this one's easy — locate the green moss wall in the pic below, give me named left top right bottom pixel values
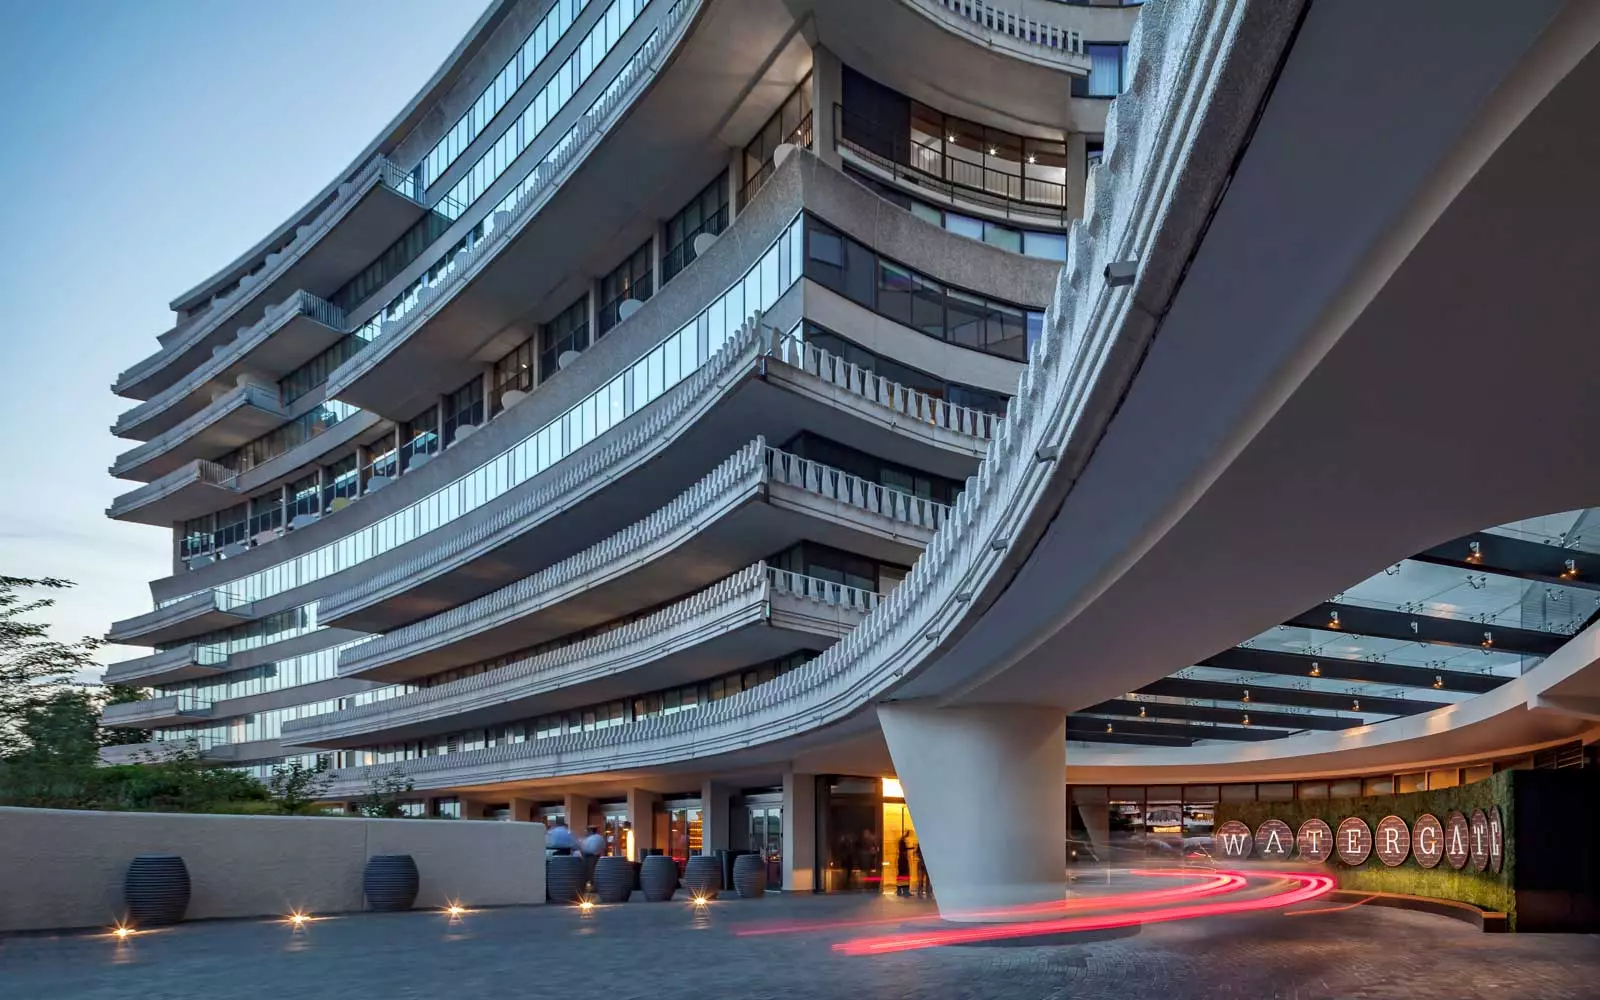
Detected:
left=1215, top=771, right=1517, bottom=926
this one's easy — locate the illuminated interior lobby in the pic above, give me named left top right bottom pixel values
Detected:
left=100, top=0, right=1600, bottom=932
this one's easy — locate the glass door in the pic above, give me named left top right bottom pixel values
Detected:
left=747, top=804, right=783, bottom=889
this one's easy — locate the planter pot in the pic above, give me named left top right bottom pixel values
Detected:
left=640, top=855, right=679, bottom=901
left=682, top=855, right=722, bottom=899
left=363, top=855, right=419, bottom=912
left=733, top=853, right=767, bottom=899
left=546, top=854, right=586, bottom=904
left=592, top=856, right=634, bottom=903
left=125, top=854, right=190, bottom=927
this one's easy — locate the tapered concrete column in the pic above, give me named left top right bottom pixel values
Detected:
left=626, top=789, right=657, bottom=860
left=878, top=703, right=1066, bottom=921
left=782, top=771, right=818, bottom=892
left=509, top=797, right=536, bottom=822
left=563, top=793, right=591, bottom=833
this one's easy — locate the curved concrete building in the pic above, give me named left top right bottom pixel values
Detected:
left=106, top=0, right=1600, bottom=926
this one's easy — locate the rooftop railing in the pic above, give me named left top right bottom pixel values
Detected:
left=922, top=0, right=1085, bottom=56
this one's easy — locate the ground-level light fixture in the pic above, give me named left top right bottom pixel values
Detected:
left=579, top=900, right=595, bottom=912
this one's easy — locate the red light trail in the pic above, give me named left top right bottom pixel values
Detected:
left=832, top=871, right=1336, bottom=955
left=737, top=872, right=1244, bottom=938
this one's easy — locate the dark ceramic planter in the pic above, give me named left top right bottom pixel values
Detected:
left=125, top=854, right=190, bottom=927
left=592, top=856, right=634, bottom=903
left=363, top=854, right=420, bottom=912
left=546, top=854, right=585, bottom=904
left=733, top=852, right=767, bottom=899
left=640, top=855, right=679, bottom=901
left=682, top=855, right=722, bottom=899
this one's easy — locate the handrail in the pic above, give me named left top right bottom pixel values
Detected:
left=925, top=0, right=1085, bottom=56
left=113, top=290, right=346, bottom=437
left=738, top=110, right=814, bottom=209
left=109, top=382, right=285, bottom=479
left=337, top=438, right=939, bottom=675
left=106, top=458, right=239, bottom=519
left=835, top=104, right=1071, bottom=223
left=115, top=155, right=416, bottom=393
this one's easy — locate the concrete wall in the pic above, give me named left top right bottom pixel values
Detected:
left=0, top=807, right=545, bottom=933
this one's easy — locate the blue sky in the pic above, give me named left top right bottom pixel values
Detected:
left=0, top=0, right=489, bottom=673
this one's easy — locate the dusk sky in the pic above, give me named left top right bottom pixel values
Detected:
left=0, top=0, right=489, bottom=673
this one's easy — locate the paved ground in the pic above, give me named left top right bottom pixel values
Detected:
left=4, top=890, right=1599, bottom=1000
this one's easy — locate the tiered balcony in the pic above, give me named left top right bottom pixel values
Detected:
left=100, top=694, right=215, bottom=730
left=286, top=564, right=877, bottom=749
left=101, top=644, right=230, bottom=687
left=336, top=438, right=944, bottom=682
left=106, top=589, right=251, bottom=647
left=113, top=292, right=346, bottom=442
left=318, top=325, right=995, bottom=634
left=114, top=156, right=425, bottom=401
left=109, top=383, right=286, bottom=482
left=105, top=459, right=239, bottom=526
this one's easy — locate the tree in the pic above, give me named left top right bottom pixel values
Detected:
left=99, top=684, right=151, bottom=747
left=0, top=576, right=102, bottom=755
left=357, top=766, right=415, bottom=818
left=267, top=756, right=335, bottom=814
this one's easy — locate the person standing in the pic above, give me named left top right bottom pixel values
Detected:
left=580, top=825, right=606, bottom=889
left=546, top=820, right=577, bottom=855
left=914, top=842, right=931, bottom=899
left=895, top=833, right=911, bottom=897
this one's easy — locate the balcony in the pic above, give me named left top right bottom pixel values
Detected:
left=109, top=383, right=286, bottom=483
left=835, top=105, right=1072, bottom=226
left=318, top=324, right=993, bottom=634
left=106, top=459, right=240, bottom=526
left=288, top=564, right=877, bottom=749
left=100, top=694, right=215, bottom=730
left=114, top=157, right=425, bottom=401
left=107, top=590, right=252, bottom=647
left=102, top=644, right=231, bottom=687
left=910, top=0, right=1094, bottom=69
left=336, top=438, right=943, bottom=682
left=113, top=292, right=346, bottom=442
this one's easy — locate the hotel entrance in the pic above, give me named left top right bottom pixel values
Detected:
left=817, top=776, right=927, bottom=894
left=880, top=780, right=928, bottom=897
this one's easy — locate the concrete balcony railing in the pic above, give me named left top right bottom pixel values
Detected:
left=107, top=589, right=251, bottom=647
left=318, top=323, right=993, bottom=632
left=324, top=0, right=699, bottom=405
left=101, top=644, right=231, bottom=687
left=916, top=0, right=1089, bottom=60
left=100, top=694, right=215, bottom=730
left=109, top=382, right=286, bottom=482
left=314, top=0, right=1268, bottom=791
left=286, top=564, right=878, bottom=749
left=114, top=156, right=419, bottom=398
left=113, top=291, right=347, bottom=441
left=335, top=437, right=943, bottom=682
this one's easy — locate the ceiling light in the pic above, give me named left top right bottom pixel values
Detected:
left=1138, top=705, right=1146, bottom=718
left=1433, top=675, right=1444, bottom=689
left=1561, top=559, right=1578, bottom=581
left=988, top=146, right=997, bottom=156
left=1481, top=631, right=1494, bottom=649
left=1328, top=610, right=1341, bottom=629
left=1466, top=540, right=1483, bottom=564
left=947, top=134, right=957, bottom=143
left=1242, top=714, right=1250, bottom=726
left=1352, top=699, right=1361, bottom=712
left=1241, top=689, right=1250, bottom=703
left=1310, top=662, right=1321, bottom=677
left=1027, top=154, right=1036, bottom=164
left=1105, top=723, right=1114, bottom=734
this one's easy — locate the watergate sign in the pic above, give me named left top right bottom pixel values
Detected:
left=1215, top=808, right=1503, bottom=872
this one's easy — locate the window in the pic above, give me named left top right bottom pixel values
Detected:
left=280, top=335, right=362, bottom=404
left=597, top=240, right=653, bottom=334
left=1075, top=43, right=1128, bottom=97
left=490, top=341, right=535, bottom=415
left=803, top=217, right=1041, bottom=362
left=781, top=432, right=964, bottom=505
left=246, top=493, right=283, bottom=539
left=286, top=473, right=320, bottom=522
left=322, top=455, right=359, bottom=510
left=740, top=74, right=813, bottom=207
left=442, top=377, right=484, bottom=446
left=845, top=167, right=1069, bottom=261
left=801, top=325, right=1009, bottom=415
left=539, top=295, right=590, bottom=380
left=662, top=172, right=728, bottom=284
left=400, top=405, right=440, bottom=470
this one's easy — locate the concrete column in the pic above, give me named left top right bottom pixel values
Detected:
left=727, top=147, right=744, bottom=222
left=626, top=788, right=657, bottom=860
left=1066, top=132, right=1089, bottom=220
left=649, top=226, right=663, bottom=296
left=700, top=779, right=733, bottom=854
left=563, top=793, right=591, bottom=834
left=878, top=703, right=1066, bottom=921
left=509, top=797, right=537, bottom=822
left=811, top=44, right=843, bottom=168
left=782, top=771, right=818, bottom=893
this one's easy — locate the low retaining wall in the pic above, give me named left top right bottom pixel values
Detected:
left=0, top=807, right=546, bottom=933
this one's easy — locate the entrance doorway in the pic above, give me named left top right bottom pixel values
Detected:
left=746, top=796, right=783, bottom=888
left=881, top=786, right=927, bottom=897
